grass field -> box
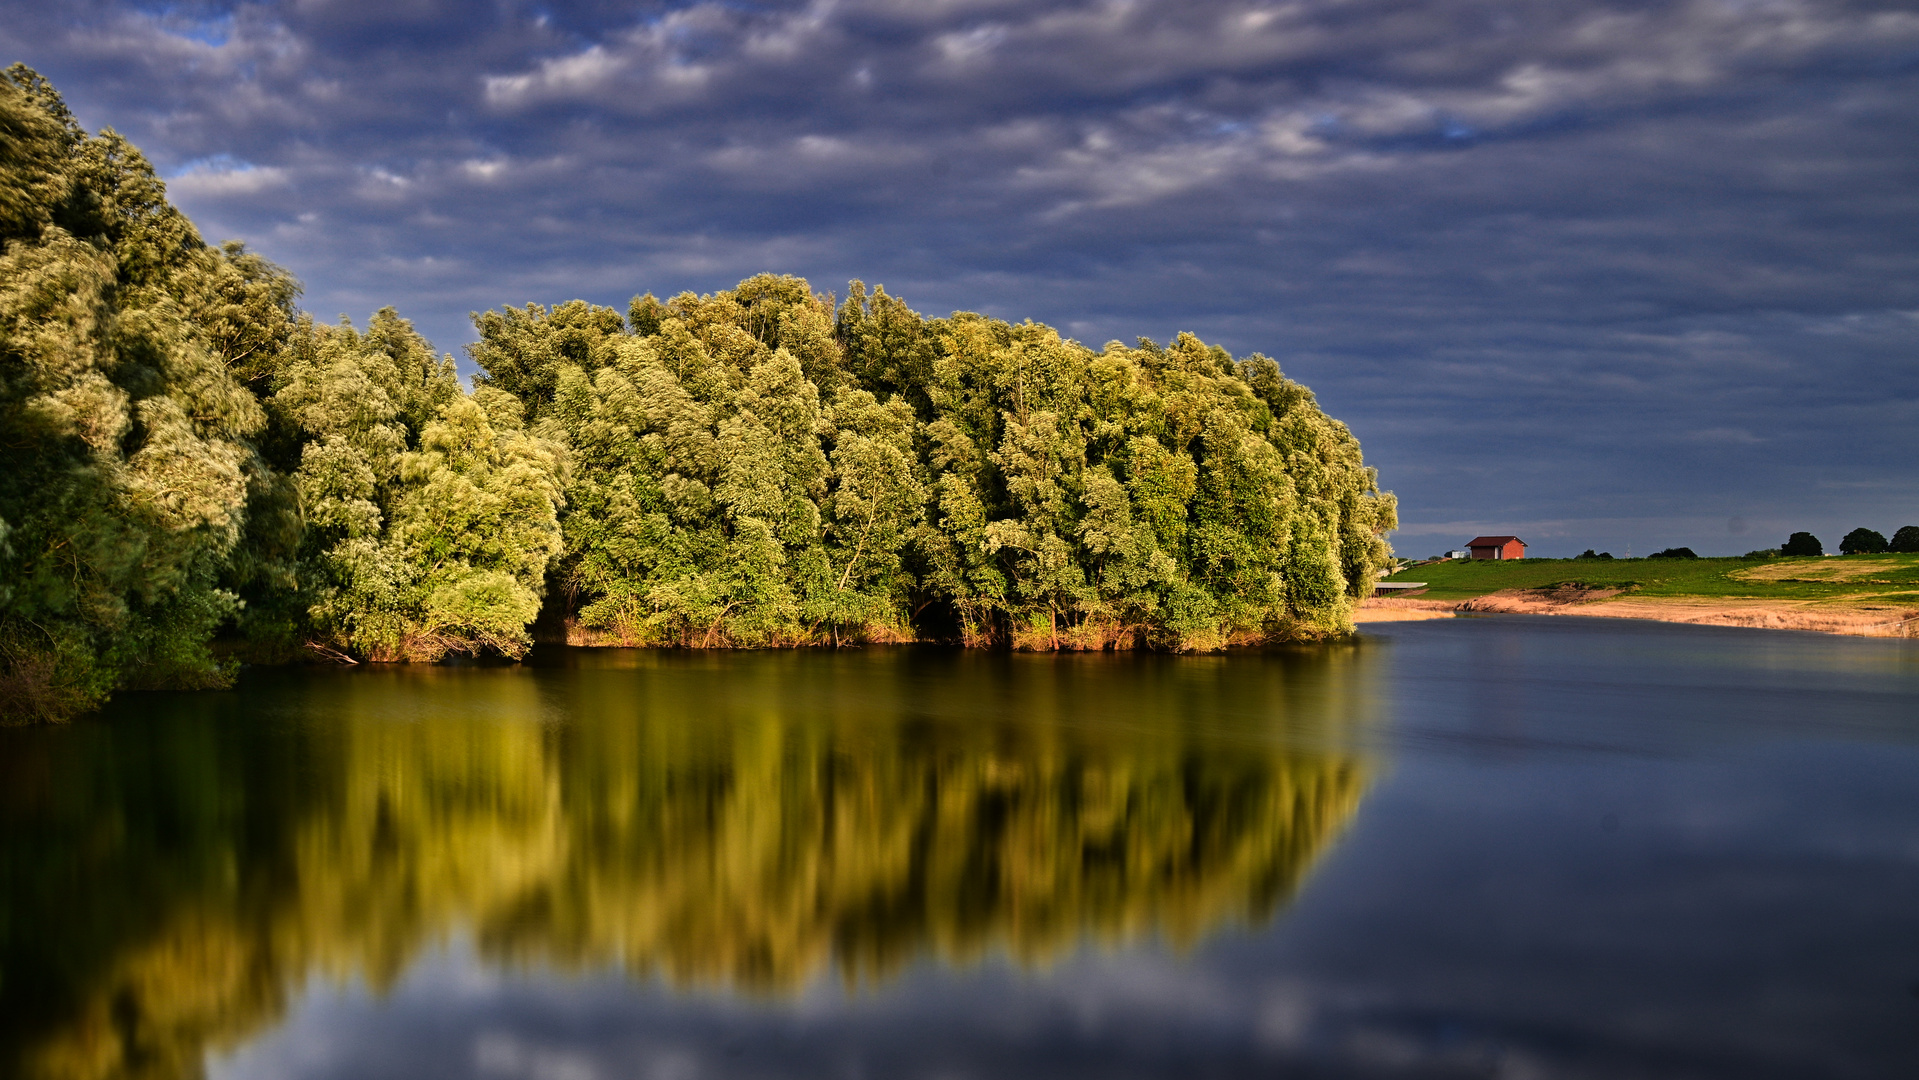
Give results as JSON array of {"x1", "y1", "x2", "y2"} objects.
[{"x1": 1383, "y1": 553, "x2": 1919, "y2": 605}]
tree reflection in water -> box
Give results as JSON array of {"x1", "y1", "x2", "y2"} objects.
[{"x1": 0, "y1": 645, "x2": 1380, "y2": 1080}]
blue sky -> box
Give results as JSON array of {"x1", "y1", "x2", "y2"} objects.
[{"x1": 6, "y1": 0, "x2": 1917, "y2": 556}]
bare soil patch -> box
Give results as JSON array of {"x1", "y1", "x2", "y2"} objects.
[
  {"x1": 1359, "y1": 589, "x2": 1919, "y2": 638},
  {"x1": 1592, "y1": 597, "x2": 1919, "y2": 637},
  {"x1": 1353, "y1": 596, "x2": 1462, "y2": 623},
  {"x1": 1732, "y1": 560, "x2": 1904, "y2": 584},
  {"x1": 1456, "y1": 585, "x2": 1624, "y2": 613}
]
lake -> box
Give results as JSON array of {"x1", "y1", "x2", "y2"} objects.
[{"x1": 3, "y1": 616, "x2": 1917, "y2": 1079}]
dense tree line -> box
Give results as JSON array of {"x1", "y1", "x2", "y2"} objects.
[
  {"x1": 0, "y1": 70, "x2": 1396, "y2": 721},
  {"x1": 1, "y1": 67, "x2": 303, "y2": 720},
  {"x1": 485, "y1": 280, "x2": 1394, "y2": 652},
  {"x1": 1839, "y1": 526, "x2": 1919, "y2": 555},
  {"x1": 1778, "y1": 528, "x2": 1919, "y2": 557}
]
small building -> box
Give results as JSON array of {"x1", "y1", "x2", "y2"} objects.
[
  {"x1": 1446, "y1": 549, "x2": 1470, "y2": 560},
  {"x1": 1467, "y1": 535, "x2": 1527, "y2": 560}
]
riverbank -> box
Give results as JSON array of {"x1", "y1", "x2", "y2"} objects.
[
  {"x1": 1356, "y1": 593, "x2": 1919, "y2": 636},
  {"x1": 1359, "y1": 553, "x2": 1919, "y2": 637}
]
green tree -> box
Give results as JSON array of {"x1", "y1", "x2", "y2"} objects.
[
  {"x1": 0, "y1": 67, "x2": 277, "y2": 720},
  {"x1": 911, "y1": 315, "x2": 1394, "y2": 649},
  {"x1": 1889, "y1": 526, "x2": 1919, "y2": 554},
  {"x1": 468, "y1": 299, "x2": 628, "y2": 421},
  {"x1": 813, "y1": 388, "x2": 925, "y2": 639},
  {"x1": 498, "y1": 277, "x2": 1397, "y2": 651},
  {"x1": 1781, "y1": 532, "x2": 1823, "y2": 557},
  {"x1": 486, "y1": 281, "x2": 930, "y2": 648},
  {"x1": 1839, "y1": 528, "x2": 1887, "y2": 555},
  {"x1": 837, "y1": 280, "x2": 937, "y2": 412},
  {"x1": 272, "y1": 311, "x2": 563, "y2": 661}
]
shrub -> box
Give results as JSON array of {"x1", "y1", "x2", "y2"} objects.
[
  {"x1": 1646, "y1": 547, "x2": 1697, "y2": 560},
  {"x1": 1839, "y1": 528, "x2": 1888, "y2": 555},
  {"x1": 1781, "y1": 532, "x2": 1822, "y2": 557},
  {"x1": 1891, "y1": 526, "x2": 1919, "y2": 554}
]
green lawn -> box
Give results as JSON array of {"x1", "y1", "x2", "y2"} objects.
[{"x1": 1382, "y1": 553, "x2": 1919, "y2": 604}]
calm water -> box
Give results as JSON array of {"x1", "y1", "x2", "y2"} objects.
[{"x1": 3, "y1": 616, "x2": 1918, "y2": 1079}]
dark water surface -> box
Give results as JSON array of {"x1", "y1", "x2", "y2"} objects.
[{"x1": 4, "y1": 616, "x2": 1918, "y2": 1079}]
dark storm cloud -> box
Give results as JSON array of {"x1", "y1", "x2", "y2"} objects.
[{"x1": 5, "y1": 0, "x2": 1917, "y2": 553}]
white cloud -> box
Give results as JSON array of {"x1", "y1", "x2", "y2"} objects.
[
  {"x1": 168, "y1": 162, "x2": 290, "y2": 199},
  {"x1": 461, "y1": 158, "x2": 509, "y2": 181},
  {"x1": 485, "y1": 45, "x2": 625, "y2": 106}
]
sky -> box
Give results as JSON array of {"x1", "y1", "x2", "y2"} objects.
[{"x1": 4, "y1": 0, "x2": 1916, "y2": 557}]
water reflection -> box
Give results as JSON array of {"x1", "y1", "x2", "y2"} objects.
[{"x1": 0, "y1": 646, "x2": 1380, "y2": 1080}]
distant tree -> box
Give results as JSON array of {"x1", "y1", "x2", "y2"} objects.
[
  {"x1": 1741, "y1": 548, "x2": 1780, "y2": 559},
  {"x1": 1781, "y1": 532, "x2": 1822, "y2": 557},
  {"x1": 1647, "y1": 547, "x2": 1697, "y2": 559},
  {"x1": 1890, "y1": 526, "x2": 1919, "y2": 554},
  {"x1": 1839, "y1": 528, "x2": 1888, "y2": 555}
]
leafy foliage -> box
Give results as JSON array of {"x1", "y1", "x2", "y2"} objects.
[
  {"x1": 266, "y1": 311, "x2": 564, "y2": 661},
  {"x1": 0, "y1": 71, "x2": 568, "y2": 715},
  {"x1": 1839, "y1": 528, "x2": 1887, "y2": 555},
  {"x1": 1646, "y1": 547, "x2": 1698, "y2": 559},
  {"x1": 1891, "y1": 526, "x2": 1919, "y2": 554},
  {"x1": 0, "y1": 66, "x2": 286, "y2": 718},
  {"x1": 472, "y1": 278, "x2": 1397, "y2": 650},
  {"x1": 1781, "y1": 532, "x2": 1823, "y2": 557}
]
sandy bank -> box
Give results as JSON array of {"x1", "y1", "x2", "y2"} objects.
[
  {"x1": 1357, "y1": 590, "x2": 1919, "y2": 638},
  {"x1": 1350, "y1": 601, "x2": 1459, "y2": 623}
]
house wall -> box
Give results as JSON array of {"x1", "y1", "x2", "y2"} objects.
[{"x1": 1469, "y1": 541, "x2": 1527, "y2": 560}]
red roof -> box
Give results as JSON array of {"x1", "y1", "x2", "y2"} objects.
[{"x1": 1467, "y1": 536, "x2": 1525, "y2": 547}]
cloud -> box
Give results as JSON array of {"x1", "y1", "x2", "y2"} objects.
[
  {"x1": 483, "y1": 44, "x2": 628, "y2": 106},
  {"x1": 169, "y1": 157, "x2": 291, "y2": 198},
  {"x1": 2, "y1": 0, "x2": 1916, "y2": 553}
]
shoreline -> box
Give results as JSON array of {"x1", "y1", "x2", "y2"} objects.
[{"x1": 1356, "y1": 591, "x2": 1919, "y2": 638}]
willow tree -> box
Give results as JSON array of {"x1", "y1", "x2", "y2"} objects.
[
  {"x1": 908, "y1": 313, "x2": 1394, "y2": 649},
  {"x1": 476, "y1": 276, "x2": 1393, "y2": 650},
  {"x1": 472, "y1": 277, "x2": 922, "y2": 646},
  {"x1": 269, "y1": 311, "x2": 565, "y2": 661},
  {"x1": 0, "y1": 66, "x2": 294, "y2": 719}
]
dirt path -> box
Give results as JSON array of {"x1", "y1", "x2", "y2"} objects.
[{"x1": 1356, "y1": 589, "x2": 1919, "y2": 638}]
